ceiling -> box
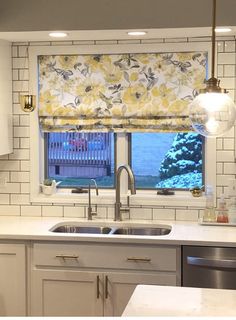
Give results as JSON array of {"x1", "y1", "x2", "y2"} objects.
[{"x1": 0, "y1": 0, "x2": 236, "y2": 41}]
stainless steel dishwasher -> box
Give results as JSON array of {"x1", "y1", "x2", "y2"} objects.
[{"x1": 182, "y1": 246, "x2": 236, "y2": 289}]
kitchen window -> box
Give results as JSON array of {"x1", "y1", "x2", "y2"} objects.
[
  {"x1": 45, "y1": 131, "x2": 204, "y2": 190},
  {"x1": 29, "y1": 42, "x2": 215, "y2": 206}
]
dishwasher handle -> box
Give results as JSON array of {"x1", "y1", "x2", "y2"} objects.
[{"x1": 187, "y1": 256, "x2": 236, "y2": 269}]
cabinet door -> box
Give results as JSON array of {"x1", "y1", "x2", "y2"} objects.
[
  {"x1": 31, "y1": 270, "x2": 103, "y2": 316},
  {"x1": 0, "y1": 244, "x2": 26, "y2": 316},
  {"x1": 104, "y1": 272, "x2": 177, "y2": 316}
]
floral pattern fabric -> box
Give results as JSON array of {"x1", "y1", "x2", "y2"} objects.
[{"x1": 38, "y1": 52, "x2": 207, "y2": 132}]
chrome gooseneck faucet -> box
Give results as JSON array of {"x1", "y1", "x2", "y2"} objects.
[
  {"x1": 88, "y1": 179, "x2": 99, "y2": 220},
  {"x1": 114, "y1": 165, "x2": 136, "y2": 221}
]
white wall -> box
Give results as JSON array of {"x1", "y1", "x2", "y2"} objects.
[{"x1": 0, "y1": 35, "x2": 235, "y2": 221}]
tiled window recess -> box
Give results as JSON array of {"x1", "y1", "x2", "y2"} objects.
[{"x1": 0, "y1": 36, "x2": 235, "y2": 221}]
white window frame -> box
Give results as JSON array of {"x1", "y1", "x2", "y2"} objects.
[{"x1": 29, "y1": 42, "x2": 216, "y2": 208}]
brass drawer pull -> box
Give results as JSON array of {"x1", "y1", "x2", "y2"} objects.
[
  {"x1": 55, "y1": 254, "x2": 79, "y2": 261},
  {"x1": 126, "y1": 257, "x2": 151, "y2": 262}
]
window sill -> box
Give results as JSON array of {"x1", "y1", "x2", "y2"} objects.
[{"x1": 30, "y1": 189, "x2": 207, "y2": 208}]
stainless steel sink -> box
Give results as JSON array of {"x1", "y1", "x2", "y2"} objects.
[
  {"x1": 51, "y1": 225, "x2": 112, "y2": 234},
  {"x1": 112, "y1": 226, "x2": 171, "y2": 236},
  {"x1": 50, "y1": 224, "x2": 171, "y2": 236}
]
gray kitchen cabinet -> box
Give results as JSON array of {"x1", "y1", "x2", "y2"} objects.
[
  {"x1": 30, "y1": 242, "x2": 181, "y2": 316},
  {"x1": 0, "y1": 244, "x2": 26, "y2": 316}
]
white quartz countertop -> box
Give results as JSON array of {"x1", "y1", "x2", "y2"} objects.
[
  {"x1": 0, "y1": 216, "x2": 236, "y2": 246},
  {"x1": 122, "y1": 285, "x2": 236, "y2": 316}
]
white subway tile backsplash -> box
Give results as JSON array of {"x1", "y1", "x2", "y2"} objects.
[
  {"x1": 218, "y1": 52, "x2": 235, "y2": 64},
  {"x1": 12, "y1": 70, "x2": 19, "y2": 80},
  {"x1": 0, "y1": 205, "x2": 20, "y2": 216},
  {"x1": 42, "y1": 206, "x2": 63, "y2": 217},
  {"x1": 165, "y1": 37, "x2": 187, "y2": 43},
  {"x1": 18, "y1": 46, "x2": 28, "y2": 57},
  {"x1": 30, "y1": 41, "x2": 51, "y2": 46},
  {"x1": 4, "y1": 36, "x2": 236, "y2": 219},
  {"x1": 13, "y1": 127, "x2": 30, "y2": 138},
  {"x1": 224, "y1": 65, "x2": 235, "y2": 77},
  {"x1": 141, "y1": 39, "x2": 164, "y2": 44},
  {"x1": 10, "y1": 171, "x2": 29, "y2": 183},
  {"x1": 19, "y1": 69, "x2": 29, "y2": 80},
  {"x1": 13, "y1": 58, "x2": 28, "y2": 69},
  {"x1": 72, "y1": 40, "x2": 95, "y2": 45},
  {"x1": 189, "y1": 37, "x2": 211, "y2": 42},
  {"x1": 20, "y1": 183, "x2": 30, "y2": 194},
  {"x1": 225, "y1": 41, "x2": 235, "y2": 52},
  {"x1": 216, "y1": 186, "x2": 224, "y2": 198},
  {"x1": 95, "y1": 40, "x2": 118, "y2": 45},
  {"x1": 13, "y1": 80, "x2": 28, "y2": 92},
  {"x1": 0, "y1": 161, "x2": 20, "y2": 171},
  {"x1": 176, "y1": 209, "x2": 199, "y2": 221},
  {"x1": 218, "y1": 77, "x2": 235, "y2": 89},
  {"x1": 217, "y1": 174, "x2": 235, "y2": 186},
  {"x1": 13, "y1": 93, "x2": 20, "y2": 104},
  {"x1": 51, "y1": 41, "x2": 73, "y2": 46},
  {"x1": 21, "y1": 205, "x2": 41, "y2": 216},
  {"x1": 0, "y1": 194, "x2": 10, "y2": 205},
  {"x1": 153, "y1": 208, "x2": 175, "y2": 220},
  {"x1": 64, "y1": 206, "x2": 85, "y2": 218},
  {"x1": 217, "y1": 41, "x2": 224, "y2": 53},
  {"x1": 224, "y1": 163, "x2": 236, "y2": 175},
  {"x1": 96, "y1": 207, "x2": 107, "y2": 219},
  {"x1": 217, "y1": 150, "x2": 235, "y2": 162},
  {"x1": 20, "y1": 115, "x2": 30, "y2": 126},
  {"x1": 216, "y1": 138, "x2": 223, "y2": 150},
  {"x1": 217, "y1": 163, "x2": 223, "y2": 174},
  {"x1": 222, "y1": 126, "x2": 235, "y2": 138},
  {"x1": 118, "y1": 39, "x2": 141, "y2": 44},
  {"x1": 13, "y1": 138, "x2": 20, "y2": 149},
  {"x1": 9, "y1": 149, "x2": 30, "y2": 160},
  {"x1": 107, "y1": 206, "x2": 115, "y2": 219},
  {"x1": 12, "y1": 46, "x2": 18, "y2": 57},
  {"x1": 1, "y1": 183, "x2": 20, "y2": 194},
  {"x1": 13, "y1": 115, "x2": 20, "y2": 126},
  {"x1": 217, "y1": 65, "x2": 223, "y2": 77},
  {"x1": 130, "y1": 208, "x2": 152, "y2": 220},
  {"x1": 20, "y1": 161, "x2": 30, "y2": 171},
  {"x1": 13, "y1": 104, "x2": 27, "y2": 115},
  {"x1": 20, "y1": 138, "x2": 30, "y2": 149},
  {"x1": 223, "y1": 138, "x2": 234, "y2": 150},
  {"x1": 10, "y1": 194, "x2": 30, "y2": 205}
]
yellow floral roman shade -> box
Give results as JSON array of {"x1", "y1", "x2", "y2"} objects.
[{"x1": 38, "y1": 52, "x2": 207, "y2": 132}]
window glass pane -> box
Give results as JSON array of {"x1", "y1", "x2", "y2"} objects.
[
  {"x1": 131, "y1": 133, "x2": 203, "y2": 189},
  {"x1": 46, "y1": 132, "x2": 115, "y2": 188}
]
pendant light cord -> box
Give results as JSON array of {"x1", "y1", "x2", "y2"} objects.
[{"x1": 211, "y1": 0, "x2": 216, "y2": 79}]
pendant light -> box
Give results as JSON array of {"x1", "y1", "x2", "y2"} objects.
[{"x1": 189, "y1": 0, "x2": 236, "y2": 137}]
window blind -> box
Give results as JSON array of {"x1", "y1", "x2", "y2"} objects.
[{"x1": 38, "y1": 52, "x2": 207, "y2": 132}]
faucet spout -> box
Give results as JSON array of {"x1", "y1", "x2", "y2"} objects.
[
  {"x1": 87, "y1": 179, "x2": 99, "y2": 220},
  {"x1": 115, "y1": 165, "x2": 136, "y2": 221}
]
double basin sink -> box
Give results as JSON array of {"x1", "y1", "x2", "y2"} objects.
[{"x1": 50, "y1": 224, "x2": 171, "y2": 236}]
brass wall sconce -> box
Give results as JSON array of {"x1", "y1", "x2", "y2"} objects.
[{"x1": 20, "y1": 94, "x2": 36, "y2": 113}]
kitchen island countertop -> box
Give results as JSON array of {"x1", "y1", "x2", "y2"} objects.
[{"x1": 122, "y1": 284, "x2": 236, "y2": 316}]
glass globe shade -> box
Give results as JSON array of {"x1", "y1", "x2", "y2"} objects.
[{"x1": 189, "y1": 92, "x2": 236, "y2": 137}]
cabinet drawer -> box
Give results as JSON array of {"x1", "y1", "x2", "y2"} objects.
[{"x1": 33, "y1": 243, "x2": 178, "y2": 272}]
